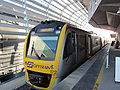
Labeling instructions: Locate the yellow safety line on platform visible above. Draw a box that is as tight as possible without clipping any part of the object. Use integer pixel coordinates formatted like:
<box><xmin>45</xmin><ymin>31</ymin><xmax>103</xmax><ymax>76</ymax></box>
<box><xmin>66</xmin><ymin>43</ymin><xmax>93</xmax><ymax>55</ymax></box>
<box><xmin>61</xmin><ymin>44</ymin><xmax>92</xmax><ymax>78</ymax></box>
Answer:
<box><xmin>0</xmin><ymin>76</ymin><xmax>25</xmax><ymax>89</ymax></box>
<box><xmin>93</xmin><ymin>61</ymin><xmax>105</xmax><ymax>90</ymax></box>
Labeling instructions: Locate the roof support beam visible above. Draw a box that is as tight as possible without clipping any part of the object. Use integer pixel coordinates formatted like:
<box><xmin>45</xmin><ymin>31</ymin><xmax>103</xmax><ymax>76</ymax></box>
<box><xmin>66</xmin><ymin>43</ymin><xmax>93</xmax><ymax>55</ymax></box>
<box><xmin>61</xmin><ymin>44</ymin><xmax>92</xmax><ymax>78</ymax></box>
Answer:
<box><xmin>101</xmin><ymin>3</ymin><xmax>120</xmax><ymax>7</ymax></box>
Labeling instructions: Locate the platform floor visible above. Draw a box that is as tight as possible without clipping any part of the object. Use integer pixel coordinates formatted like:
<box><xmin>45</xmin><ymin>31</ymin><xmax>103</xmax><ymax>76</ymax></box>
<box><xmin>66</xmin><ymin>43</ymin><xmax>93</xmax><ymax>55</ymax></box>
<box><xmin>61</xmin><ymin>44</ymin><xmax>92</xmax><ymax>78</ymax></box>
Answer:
<box><xmin>71</xmin><ymin>45</ymin><xmax>109</xmax><ymax>90</ymax></box>
<box><xmin>0</xmin><ymin>75</ymin><xmax>25</xmax><ymax>90</ymax></box>
<box><xmin>53</xmin><ymin>44</ymin><xmax>120</xmax><ymax>90</ymax></box>
<box><xmin>98</xmin><ymin>46</ymin><xmax>120</xmax><ymax>90</ymax></box>
<box><xmin>52</xmin><ymin>45</ymin><xmax>109</xmax><ymax>90</ymax></box>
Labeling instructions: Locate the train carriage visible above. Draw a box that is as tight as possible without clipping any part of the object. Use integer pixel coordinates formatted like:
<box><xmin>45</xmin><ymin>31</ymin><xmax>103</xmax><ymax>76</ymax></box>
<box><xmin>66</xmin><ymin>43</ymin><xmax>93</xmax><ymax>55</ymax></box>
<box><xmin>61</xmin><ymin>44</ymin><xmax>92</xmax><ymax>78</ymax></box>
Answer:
<box><xmin>24</xmin><ymin>20</ymin><xmax>102</xmax><ymax>89</ymax></box>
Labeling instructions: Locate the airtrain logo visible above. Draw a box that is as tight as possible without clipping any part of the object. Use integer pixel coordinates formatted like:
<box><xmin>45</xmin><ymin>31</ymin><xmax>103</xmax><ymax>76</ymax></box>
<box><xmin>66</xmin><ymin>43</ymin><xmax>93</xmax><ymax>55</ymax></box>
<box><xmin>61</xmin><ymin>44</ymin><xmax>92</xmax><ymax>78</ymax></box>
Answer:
<box><xmin>25</xmin><ymin>61</ymin><xmax>54</xmax><ymax>69</ymax></box>
<box><xmin>27</xmin><ymin>62</ymin><xmax>34</xmax><ymax>68</ymax></box>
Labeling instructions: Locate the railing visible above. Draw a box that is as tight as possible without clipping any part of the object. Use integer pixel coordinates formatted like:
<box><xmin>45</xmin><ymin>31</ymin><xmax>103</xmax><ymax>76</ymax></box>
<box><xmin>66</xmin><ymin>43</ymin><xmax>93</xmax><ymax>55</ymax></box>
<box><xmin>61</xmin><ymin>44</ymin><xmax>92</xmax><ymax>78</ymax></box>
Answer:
<box><xmin>0</xmin><ymin>63</ymin><xmax>24</xmax><ymax>74</ymax></box>
<box><xmin>0</xmin><ymin>63</ymin><xmax>24</xmax><ymax>83</ymax></box>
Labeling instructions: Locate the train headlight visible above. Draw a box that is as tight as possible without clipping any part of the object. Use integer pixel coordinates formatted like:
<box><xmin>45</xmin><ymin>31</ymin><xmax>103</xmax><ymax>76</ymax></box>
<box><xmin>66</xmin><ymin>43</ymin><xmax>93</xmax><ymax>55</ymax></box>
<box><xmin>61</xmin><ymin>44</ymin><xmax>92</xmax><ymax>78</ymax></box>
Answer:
<box><xmin>50</xmin><ymin>65</ymin><xmax>55</xmax><ymax>69</ymax></box>
<box><xmin>27</xmin><ymin>62</ymin><xmax>34</xmax><ymax>68</ymax></box>
<box><xmin>56</xmin><ymin>31</ymin><xmax>60</xmax><ymax>34</ymax></box>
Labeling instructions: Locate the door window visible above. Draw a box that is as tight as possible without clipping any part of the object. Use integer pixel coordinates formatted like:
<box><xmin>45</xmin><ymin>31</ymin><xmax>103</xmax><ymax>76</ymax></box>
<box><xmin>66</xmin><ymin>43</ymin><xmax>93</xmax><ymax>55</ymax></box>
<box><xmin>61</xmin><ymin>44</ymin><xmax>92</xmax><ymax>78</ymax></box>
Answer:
<box><xmin>63</xmin><ymin>31</ymin><xmax>75</xmax><ymax>59</ymax></box>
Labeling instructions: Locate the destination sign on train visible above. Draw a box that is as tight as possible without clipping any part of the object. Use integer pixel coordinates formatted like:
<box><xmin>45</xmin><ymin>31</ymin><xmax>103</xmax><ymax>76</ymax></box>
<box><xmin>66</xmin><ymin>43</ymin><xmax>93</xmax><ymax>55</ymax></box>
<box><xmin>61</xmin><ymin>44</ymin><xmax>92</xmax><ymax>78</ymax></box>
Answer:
<box><xmin>37</xmin><ymin>28</ymin><xmax>54</xmax><ymax>32</ymax></box>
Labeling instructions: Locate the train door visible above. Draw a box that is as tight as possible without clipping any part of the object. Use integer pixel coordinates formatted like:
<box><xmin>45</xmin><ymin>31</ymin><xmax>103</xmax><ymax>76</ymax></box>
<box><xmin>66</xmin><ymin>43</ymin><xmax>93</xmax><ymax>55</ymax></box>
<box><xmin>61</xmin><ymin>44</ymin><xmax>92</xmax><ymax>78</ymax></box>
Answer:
<box><xmin>63</xmin><ymin>31</ymin><xmax>77</xmax><ymax>66</ymax></box>
<box><xmin>60</xmin><ymin>30</ymin><xmax>77</xmax><ymax>79</ymax></box>
<box><xmin>77</xmin><ymin>34</ymin><xmax>87</xmax><ymax>65</ymax></box>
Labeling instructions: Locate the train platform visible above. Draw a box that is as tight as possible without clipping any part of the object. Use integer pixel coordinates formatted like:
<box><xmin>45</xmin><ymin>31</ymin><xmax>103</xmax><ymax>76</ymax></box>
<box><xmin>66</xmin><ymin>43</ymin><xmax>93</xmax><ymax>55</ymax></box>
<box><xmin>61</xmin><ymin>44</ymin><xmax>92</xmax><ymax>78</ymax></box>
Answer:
<box><xmin>52</xmin><ymin>44</ymin><xmax>120</xmax><ymax>90</ymax></box>
<box><xmin>0</xmin><ymin>72</ymin><xmax>25</xmax><ymax>90</ymax></box>
<box><xmin>52</xmin><ymin>45</ymin><xmax>109</xmax><ymax>90</ymax></box>
<box><xmin>98</xmin><ymin>46</ymin><xmax>120</xmax><ymax>90</ymax></box>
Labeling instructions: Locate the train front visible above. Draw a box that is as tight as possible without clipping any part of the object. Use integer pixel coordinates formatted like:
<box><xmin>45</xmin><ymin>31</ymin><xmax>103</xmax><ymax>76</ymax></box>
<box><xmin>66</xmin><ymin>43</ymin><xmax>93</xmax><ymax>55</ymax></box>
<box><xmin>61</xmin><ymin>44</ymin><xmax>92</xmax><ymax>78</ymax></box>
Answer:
<box><xmin>23</xmin><ymin>21</ymin><xmax>65</xmax><ymax>89</ymax></box>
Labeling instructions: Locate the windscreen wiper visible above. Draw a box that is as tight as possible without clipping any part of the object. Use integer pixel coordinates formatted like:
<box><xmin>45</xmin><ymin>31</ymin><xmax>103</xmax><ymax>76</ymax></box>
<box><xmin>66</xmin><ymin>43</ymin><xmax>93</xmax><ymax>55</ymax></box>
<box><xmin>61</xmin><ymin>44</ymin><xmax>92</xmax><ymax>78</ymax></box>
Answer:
<box><xmin>31</xmin><ymin>42</ymin><xmax>41</xmax><ymax>59</ymax></box>
<box><xmin>31</xmin><ymin>42</ymin><xmax>34</xmax><ymax>55</ymax></box>
<box><xmin>34</xmin><ymin>49</ymin><xmax>41</xmax><ymax>59</ymax></box>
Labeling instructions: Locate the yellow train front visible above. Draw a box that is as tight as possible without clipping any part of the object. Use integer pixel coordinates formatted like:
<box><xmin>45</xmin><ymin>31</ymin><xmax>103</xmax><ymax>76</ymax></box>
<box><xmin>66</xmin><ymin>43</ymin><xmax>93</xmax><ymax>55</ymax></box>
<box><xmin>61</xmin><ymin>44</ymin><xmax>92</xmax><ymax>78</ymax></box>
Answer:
<box><xmin>24</xmin><ymin>20</ymin><xmax>102</xmax><ymax>89</ymax></box>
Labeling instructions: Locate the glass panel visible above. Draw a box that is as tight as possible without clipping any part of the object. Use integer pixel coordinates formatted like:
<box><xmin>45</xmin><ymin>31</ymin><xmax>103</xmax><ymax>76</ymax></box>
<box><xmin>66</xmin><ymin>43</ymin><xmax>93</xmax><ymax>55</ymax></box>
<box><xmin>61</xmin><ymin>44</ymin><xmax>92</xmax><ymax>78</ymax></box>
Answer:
<box><xmin>27</xmin><ymin>33</ymin><xmax>59</xmax><ymax>61</ymax></box>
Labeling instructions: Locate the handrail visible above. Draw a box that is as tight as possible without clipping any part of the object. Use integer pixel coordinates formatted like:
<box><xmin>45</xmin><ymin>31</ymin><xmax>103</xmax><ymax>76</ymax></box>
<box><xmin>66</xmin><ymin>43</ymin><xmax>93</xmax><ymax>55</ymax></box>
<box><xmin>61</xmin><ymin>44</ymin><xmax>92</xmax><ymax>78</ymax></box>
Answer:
<box><xmin>0</xmin><ymin>63</ymin><xmax>23</xmax><ymax>71</ymax></box>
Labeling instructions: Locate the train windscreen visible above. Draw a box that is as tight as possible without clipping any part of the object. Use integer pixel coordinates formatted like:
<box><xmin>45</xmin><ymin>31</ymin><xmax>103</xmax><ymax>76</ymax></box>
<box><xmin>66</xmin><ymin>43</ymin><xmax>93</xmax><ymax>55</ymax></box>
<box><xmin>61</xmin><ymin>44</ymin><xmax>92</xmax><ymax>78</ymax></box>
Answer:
<box><xmin>27</xmin><ymin>32</ymin><xmax>59</xmax><ymax>61</ymax></box>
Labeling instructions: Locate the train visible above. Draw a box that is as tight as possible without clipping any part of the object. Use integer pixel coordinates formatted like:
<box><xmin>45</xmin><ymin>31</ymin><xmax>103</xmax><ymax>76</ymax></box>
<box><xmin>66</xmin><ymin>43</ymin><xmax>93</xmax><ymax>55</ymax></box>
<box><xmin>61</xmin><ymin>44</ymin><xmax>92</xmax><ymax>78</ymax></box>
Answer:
<box><xmin>23</xmin><ymin>20</ymin><xmax>107</xmax><ymax>90</ymax></box>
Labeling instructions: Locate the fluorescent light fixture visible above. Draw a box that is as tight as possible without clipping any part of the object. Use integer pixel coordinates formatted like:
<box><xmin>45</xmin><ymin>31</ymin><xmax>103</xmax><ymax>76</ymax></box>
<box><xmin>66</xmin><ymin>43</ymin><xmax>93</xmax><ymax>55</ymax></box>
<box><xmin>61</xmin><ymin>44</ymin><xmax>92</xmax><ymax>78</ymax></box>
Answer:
<box><xmin>117</xmin><ymin>7</ymin><xmax>120</xmax><ymax>14</ymax></box>
<box><xmin>0</xmin><ymin>4</ymin><xmax>2</xmax><ymax>7</ymax></box>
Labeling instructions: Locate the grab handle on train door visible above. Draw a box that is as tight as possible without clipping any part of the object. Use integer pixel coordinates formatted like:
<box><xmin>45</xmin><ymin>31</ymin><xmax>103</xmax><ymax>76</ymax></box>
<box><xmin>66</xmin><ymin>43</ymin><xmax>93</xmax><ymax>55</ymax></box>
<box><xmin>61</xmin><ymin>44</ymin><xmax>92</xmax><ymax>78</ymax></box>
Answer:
<box><xmin>66</xmin><ymin>56</ymin><xmax>70</xmax><ymax>62</ymax></box>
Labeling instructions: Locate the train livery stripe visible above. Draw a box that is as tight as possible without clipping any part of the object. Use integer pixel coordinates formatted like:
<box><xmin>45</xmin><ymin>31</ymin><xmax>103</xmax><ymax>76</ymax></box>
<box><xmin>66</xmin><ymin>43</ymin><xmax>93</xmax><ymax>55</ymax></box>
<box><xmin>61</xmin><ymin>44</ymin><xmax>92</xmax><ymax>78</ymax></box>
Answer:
<box><xmin>23</xmin><ymin>30</ymin><xmax>31</xmax><ymax>59</ymax></box>
<box><xmin>52</xmin><ymin>24</ymin><xmax>67</xmax><ymax>87</ymax></box>
<box><xmin>55</xmin><ymin>24</ymin><xmax>67</xmax><ymax>63</ymax></box>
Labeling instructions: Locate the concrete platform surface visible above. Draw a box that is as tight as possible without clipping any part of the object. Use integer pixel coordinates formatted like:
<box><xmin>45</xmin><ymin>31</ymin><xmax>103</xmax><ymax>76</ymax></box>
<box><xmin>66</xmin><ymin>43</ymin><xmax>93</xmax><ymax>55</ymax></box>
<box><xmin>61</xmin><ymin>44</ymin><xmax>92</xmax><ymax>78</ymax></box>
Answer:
<box><xmin>98</xmin><ymin>46</ymin><xmax>120</xmax><ymax>90</ymax></box>
<box><xmin>53</xmin><ymin>45</ymin><xmax>109</xmax><ymax>90</ymax></box>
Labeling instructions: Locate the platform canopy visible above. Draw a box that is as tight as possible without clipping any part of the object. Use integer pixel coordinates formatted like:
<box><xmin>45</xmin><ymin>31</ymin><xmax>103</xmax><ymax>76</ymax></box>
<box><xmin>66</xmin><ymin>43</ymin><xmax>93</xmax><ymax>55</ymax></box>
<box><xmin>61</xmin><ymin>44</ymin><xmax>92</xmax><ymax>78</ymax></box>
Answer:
<box><xmin>0</xmin><ymin>0</ymin><xmax>90</xmax><ymax>34</ymax></box>
<box><xmin>89</xmin><ymin>0</ymin><xmax>120</xmax><ymax>32</ymax></box>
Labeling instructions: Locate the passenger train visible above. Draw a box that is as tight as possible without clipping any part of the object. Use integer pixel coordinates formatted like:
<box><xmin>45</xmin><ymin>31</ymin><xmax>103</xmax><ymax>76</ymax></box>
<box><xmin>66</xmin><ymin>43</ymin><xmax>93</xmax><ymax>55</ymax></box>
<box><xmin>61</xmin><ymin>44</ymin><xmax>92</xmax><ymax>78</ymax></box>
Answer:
<box><xmin>24</xmin><ymin>20</ymin><xmax>107</xmax><ymax>89</ymax></box>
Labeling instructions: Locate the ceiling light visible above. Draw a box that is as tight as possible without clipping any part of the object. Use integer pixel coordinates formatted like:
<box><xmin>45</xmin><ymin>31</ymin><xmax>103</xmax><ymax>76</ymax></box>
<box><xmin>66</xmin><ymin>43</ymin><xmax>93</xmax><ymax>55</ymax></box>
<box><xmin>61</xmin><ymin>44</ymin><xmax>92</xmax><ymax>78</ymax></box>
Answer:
<box><xmin>117</xmin><ymin>7</ymin><xmax>120</xmax><ymax>14</ymax></box>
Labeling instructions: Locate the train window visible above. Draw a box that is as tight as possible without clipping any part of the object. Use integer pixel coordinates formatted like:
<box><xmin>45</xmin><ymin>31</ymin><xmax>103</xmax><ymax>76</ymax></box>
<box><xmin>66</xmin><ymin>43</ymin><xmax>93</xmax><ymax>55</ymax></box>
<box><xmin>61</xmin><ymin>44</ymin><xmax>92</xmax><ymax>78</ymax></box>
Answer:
<box><xmin>88</xmin><ymin>36</ymin><xmax>91</xmax><ymax>55</ymax></box>
<box><xmin>77</xmin><ymin>34</ymin><xmax>86</xmax><ymax>61</ymax></box>
<box><xmin>92</xmin><ymin>37</ymin><xmax>100</xmax><ymax>47</ymax></box>
<box><xmin>77</xmin><ymin>35</ymin><xmax>85</xmax><ymax>50</ymax></box>
<box><xmin>63</xmin><ymin>32</ymin><xmax>75</xmax><ymax>59</ymax></box>
<box><xmin>27</xmin><ymin>34</ymin><xmax>59</xmax><ymax>61</ymax></box>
